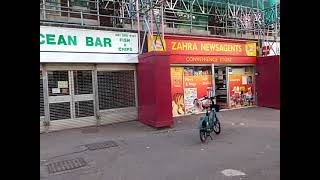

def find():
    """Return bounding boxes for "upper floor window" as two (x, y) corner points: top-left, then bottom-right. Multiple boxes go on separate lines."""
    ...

(71, 0), (89, 10)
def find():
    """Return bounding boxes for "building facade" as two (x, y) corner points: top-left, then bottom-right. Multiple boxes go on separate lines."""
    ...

(40, 26), (139, 132)
(40, 0), (280, 132)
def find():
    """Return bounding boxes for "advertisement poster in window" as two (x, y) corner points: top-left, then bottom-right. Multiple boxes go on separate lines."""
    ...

(183, 67), (213, 114)
(171, 67), (185, 117)
(229, 74), (255, 108)
(184, 88), (198, 114)
(171, 66), (214, 116)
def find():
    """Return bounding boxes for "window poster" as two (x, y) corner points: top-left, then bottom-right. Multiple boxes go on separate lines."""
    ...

(171, 67), (185, 117)
(58, 81), (69, 88)
(184, 88), (198, 114)
(184, 67), (213, 114)
(242, 76), (248, 85)
(171, 66), (214, 117)
(229, 74), (255, 108)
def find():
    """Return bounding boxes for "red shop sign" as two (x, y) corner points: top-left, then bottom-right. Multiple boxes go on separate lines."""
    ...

(165, 38), (257, 57)
(168, 55), (257, 64)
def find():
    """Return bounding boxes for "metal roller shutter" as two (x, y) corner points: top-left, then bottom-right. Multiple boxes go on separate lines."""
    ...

(40, 64), (138, 132)
(97, 66), (138, 125)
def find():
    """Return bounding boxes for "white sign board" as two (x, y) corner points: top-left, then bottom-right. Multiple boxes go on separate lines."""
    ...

(263, 42), (280, 56)
(40, 26), (138, 54)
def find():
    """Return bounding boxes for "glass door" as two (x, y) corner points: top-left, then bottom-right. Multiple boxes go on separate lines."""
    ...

(214, 66), (228, 109)
(47, 70), (72, 120)
(47, 70), (95, 121)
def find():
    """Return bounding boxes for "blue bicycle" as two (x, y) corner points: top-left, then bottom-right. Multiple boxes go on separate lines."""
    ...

(196, 96), (221, 143)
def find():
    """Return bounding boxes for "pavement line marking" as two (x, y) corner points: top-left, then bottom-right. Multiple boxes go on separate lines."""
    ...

(221, 169), (246, 176)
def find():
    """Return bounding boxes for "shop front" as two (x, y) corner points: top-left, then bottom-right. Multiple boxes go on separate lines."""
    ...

(137, 35), (257, 127)
(40, 26), (139, 133)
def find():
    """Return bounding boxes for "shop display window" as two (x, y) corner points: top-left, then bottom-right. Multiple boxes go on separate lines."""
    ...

(228, 67), (256, 108)
(171, 66), (213, 116)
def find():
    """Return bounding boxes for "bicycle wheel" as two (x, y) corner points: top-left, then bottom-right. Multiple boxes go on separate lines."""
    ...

(213, 115), (221, 134)
(200, 130), (207, 143)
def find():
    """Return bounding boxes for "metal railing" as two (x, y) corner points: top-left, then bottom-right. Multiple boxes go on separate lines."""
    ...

(40, 0), (280, 40)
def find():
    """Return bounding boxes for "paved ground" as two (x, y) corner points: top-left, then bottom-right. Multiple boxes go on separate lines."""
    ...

(40, 107), (280, 180)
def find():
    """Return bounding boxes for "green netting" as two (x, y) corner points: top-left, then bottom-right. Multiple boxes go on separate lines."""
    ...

(196, 0), (279, 10)
(174, 0), (280, 29)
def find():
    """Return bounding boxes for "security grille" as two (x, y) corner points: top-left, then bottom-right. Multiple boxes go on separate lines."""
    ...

(97, 71), (136, 110)
(73, 70), (93, 95)
(49, 102), (71, 120)
(47, 158), (87, 174)
(85, 141), (118, 151)
(47, 71), (69, 96)
(40, 71), (45, 117)
(75, 100), (94, 118)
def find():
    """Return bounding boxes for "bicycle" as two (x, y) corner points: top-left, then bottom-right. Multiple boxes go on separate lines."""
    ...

(196, 96), (221, 143)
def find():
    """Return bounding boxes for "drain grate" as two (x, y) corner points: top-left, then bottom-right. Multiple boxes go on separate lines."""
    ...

(47, 158), (87, 174)
(85, 141), (118, 151)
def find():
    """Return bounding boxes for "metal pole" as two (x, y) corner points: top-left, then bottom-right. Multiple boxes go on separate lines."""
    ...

(93, 65), (100, 126)
(140, 31), (146, 54)
(81, 11), (84, 25)
(274, 3), (277, 41)
(96, 0), (100, 25)
(130, 0), (134, 29)
(136, 0), (141, 53)
(211, 64), (216, 103)
(150, 3), (154, 36)
(225, 2), (228, 36)
(161, 2), (165, 51)
(190, 3), (192, 33)
(69, 71), (75, 119)
(42, 65), (50, 129)
(113, 1), (116, 27)
(67, 0), (70, 19)
(42, 0), (46, 20)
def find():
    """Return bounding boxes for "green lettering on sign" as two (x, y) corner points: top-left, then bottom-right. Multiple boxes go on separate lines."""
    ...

(95, 38), (103, 47)
(86, 37), (94, 46)
(40, 34), (45, 45)
(68, 36), (77, 46)
(46, 34), (56, 45)
(57, 35), (67, 45)
(104, 38), (111, 47)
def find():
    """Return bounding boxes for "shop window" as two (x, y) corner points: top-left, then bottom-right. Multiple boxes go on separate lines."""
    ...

(47, 71), (70, 96)
(73, 70), (93, 95)
(49, 102), (71, 120)
(71, 0), (89, 10)
(97, 71), (136, 110)
(172, 66), (213, 116)
(45, 0), (61, 15)
(40, 71), (45, 117)
(228, 66), (256, 108)
(245, 66), (254, 74)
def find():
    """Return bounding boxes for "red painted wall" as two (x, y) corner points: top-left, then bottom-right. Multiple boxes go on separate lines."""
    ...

(137, 52), (173, 128)
(256, 55), (280, 109)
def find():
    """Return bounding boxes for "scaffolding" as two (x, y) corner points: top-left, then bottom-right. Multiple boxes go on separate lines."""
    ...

(40, 0), (280, 54)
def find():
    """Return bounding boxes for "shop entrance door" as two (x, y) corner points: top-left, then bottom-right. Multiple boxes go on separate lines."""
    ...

(46, 69), (96, 131)
(214, 66), (228, 109)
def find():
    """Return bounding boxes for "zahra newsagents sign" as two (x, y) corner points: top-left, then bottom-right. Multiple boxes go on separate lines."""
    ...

(40, 26), (138, 54)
